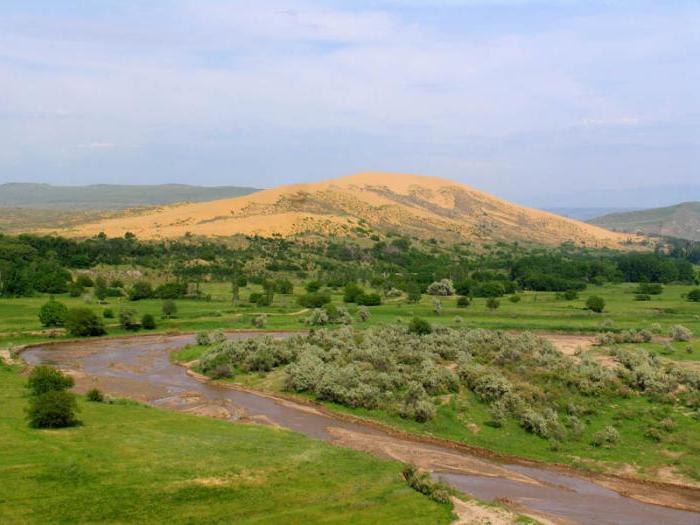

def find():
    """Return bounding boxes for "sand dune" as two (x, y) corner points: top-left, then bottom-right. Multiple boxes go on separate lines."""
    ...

(59, 172), (639, 247)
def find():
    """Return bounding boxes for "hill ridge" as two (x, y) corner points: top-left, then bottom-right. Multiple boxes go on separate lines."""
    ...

(50, 171), (638, 247)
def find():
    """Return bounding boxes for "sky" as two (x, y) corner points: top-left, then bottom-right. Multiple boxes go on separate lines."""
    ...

(0, 1), (698, 207)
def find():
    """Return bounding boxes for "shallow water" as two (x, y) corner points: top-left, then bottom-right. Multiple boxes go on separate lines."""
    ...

(23, 334), (700, 525)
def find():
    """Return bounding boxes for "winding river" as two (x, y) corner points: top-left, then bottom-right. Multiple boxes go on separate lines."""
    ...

(22, 333), (700, 525)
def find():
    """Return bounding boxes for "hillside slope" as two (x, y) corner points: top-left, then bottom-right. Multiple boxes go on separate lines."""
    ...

(591, 202), (700, 241)
(60, 172), (637, 247)
(0, 183), (259, 209)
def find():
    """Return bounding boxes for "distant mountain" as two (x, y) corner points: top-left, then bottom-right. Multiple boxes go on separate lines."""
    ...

(0, 183), (260, 210)
(544, 207), (639, 221)
(55, 171), (639, 248)
(527, 185), (700, 209)
(590, 202), (700, 241)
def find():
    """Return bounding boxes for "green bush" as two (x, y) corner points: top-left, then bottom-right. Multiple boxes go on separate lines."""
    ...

(119, 308), (140, 331)
(27, 390), (80, 429)
(591, 425), (620, 447)
(585, 295), (605, 313)
(38, 299), (68, 327)
(563, 289), (579, 300)
(356, 292), (382, 306)
(27, 366), (74, 396)
(456, 296), (471, 307)
(128, 281), (153, 301)
(408, 317), (432, 335)
(86, 388), (104, 402)
(65, 308), (106, 337)
(635, 294), (651, 301)
(509, 294), (521, 303)
(688, 288), (700, 302)
(75, 274), (94, 288)
(635, 282), (663, 295)
(103, 308), (114, 319)
(297, 292), (331, 308)
(141, 314), (156, 330)
(162, 300), (177, 318)
(486, 297), (500, 310)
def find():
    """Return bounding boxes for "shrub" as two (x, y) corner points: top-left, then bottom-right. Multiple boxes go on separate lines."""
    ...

(252, 314), (267, 329)
(509, 294), (521, 303)
(408, 317), (432, 335)
(68, 283), (83, 297)
(86, 388), (104, 402)
(196, 331), (210, 346)
(591, 425), (620, 447)
(486, 298), (500, 311)
(432, 298), (442, 315)
(670, 325), (693, 342)
(649, 322), (663, 334)
(154, 282), (187, 299)
(688, 289), (700, 302)
(103, 308), (114, 319)
(118, 308), (139, 331)
(636, 282), (663, 295)
(297, 292), (331, 308)
(585, 296), (605, 313)
(141, 313), (156, 330)
(426, 279), (456, 296)
(635, 294), (651, 301)
(456, 296), (471, 307)
(27, 391), (79, 428)
(402, 466), (452, 504)
(39, 299), (69, 327)
(563, 289), (579, 300)
(305, 280), (322, 293)
(343, 283), (364, 303)
(65, 308), (106, 337)
(27, 366), (74, 396)
(162, 300), (177, 318)
(75, 274), (94, 288)
(356, 292), (382, 306)
(305, 309), (330, 326)
(406, 283), (422, 303)
(358, 306), (370, 322)
(128, 281), (153, 301)
(275, 279), (294, 294)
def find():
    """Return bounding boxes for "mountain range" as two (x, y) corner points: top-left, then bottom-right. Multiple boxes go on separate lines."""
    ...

(591, 201), (700, 241)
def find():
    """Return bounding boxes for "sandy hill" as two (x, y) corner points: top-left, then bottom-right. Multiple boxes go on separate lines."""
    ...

(591, 201), (700, 241)
(60, 172), (638, 247)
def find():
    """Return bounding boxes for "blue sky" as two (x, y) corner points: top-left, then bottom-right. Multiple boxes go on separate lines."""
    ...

(0, 1), (698, 206)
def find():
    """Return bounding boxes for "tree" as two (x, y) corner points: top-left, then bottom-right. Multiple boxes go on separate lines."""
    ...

(687, 288), (700, 302)
(275, 279), (293, 294)
(357, 292), (382, 306)
(231, 280), (240, 303)
(65, 308), (106, 337)
(75, 274), (94, 288)
(343, 283), (364, 303)
(162, 300), (177, 318)
(486, 297), (500, 311)
(27, 390), (80, 429)
(27, 365), (74, 396)
(129, 281), (153, 301)
(406, 282), (422, 303)
(457, 296), (471, 308)
(305, 280), (322, 293)
(585, 296), (605, 313)
(38, 299), (68, 327)
(141, 313), (156, 330)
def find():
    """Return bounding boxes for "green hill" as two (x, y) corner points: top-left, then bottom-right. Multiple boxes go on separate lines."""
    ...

(590, 201), (700, 241)
(0, 183), (260, 210)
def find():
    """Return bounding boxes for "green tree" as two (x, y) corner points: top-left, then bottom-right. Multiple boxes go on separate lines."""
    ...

(27, 391), (80, 429)
(141, 313), (157, 330)
(26, 366), (74, 396)
(408, 317), (432, 335)
(38, 299), (68, 327)
(65, 308), (107, 337)
(585, 296), (606, 313)
(162, 300), (177, 318)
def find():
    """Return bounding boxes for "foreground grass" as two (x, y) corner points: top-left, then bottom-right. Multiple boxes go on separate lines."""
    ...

(0, 365), (453, 524)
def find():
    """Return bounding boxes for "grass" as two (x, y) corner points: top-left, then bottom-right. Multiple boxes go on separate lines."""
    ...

(2, 282), (699, 349)
(0, 364), (453, 524)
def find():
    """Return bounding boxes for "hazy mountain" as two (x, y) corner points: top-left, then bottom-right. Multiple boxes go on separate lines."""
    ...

(544, 207), (640, 221)
(590, 202), (700, 241)
(527, 185), (700, 210)
(53, 172), (638, 248)
(0, 183), (260, 210)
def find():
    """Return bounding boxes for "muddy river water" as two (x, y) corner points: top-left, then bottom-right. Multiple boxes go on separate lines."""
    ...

(22, 333), (700, 525)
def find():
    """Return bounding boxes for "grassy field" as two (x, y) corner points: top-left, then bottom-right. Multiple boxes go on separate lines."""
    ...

(0, 364), (453, 524)
(1, 282), (699, 349)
